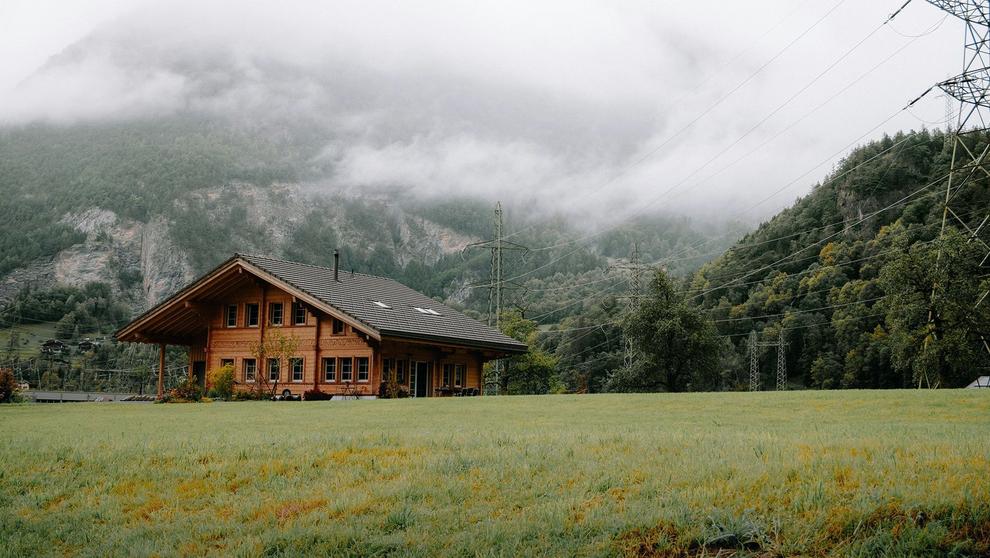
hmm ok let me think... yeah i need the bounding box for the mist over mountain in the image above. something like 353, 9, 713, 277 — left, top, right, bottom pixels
0, 0, 956, 218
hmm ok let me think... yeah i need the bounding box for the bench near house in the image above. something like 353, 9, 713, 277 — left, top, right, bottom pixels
115, 253, 527, 399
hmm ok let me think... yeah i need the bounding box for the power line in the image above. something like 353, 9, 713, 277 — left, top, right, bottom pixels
689, 170, 952, 301
465, 201, 528, 395
500, 0, 850, 244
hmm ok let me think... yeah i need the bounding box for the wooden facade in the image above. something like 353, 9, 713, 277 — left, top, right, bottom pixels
116, 254, 524, 398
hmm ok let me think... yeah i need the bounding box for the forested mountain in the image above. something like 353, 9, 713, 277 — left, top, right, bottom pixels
0, 116, 739, 387
2, 117, 985, 394
689, 129, 990, 389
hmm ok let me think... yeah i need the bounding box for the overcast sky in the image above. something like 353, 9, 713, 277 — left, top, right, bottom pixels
0, 0, 961, 222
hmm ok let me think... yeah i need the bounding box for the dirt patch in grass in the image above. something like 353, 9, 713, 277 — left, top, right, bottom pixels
273, 498, 327, 524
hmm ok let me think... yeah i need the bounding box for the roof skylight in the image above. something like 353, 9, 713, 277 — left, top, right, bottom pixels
414, 307, 441, 316
372, 300, 391, 309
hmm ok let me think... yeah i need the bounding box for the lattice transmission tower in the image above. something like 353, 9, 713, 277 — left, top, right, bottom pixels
467, 202, 528, 395
748, 329, 786, 392
921, 1, 990, 385
607, 243, 661, 367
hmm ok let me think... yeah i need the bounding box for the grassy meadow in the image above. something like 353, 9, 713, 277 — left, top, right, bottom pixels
1, 391, 988, 557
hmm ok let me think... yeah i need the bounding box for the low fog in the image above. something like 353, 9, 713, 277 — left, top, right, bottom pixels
0, 0, 959, 222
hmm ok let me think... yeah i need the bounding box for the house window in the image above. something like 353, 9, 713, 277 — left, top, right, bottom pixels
442, 363, 453, 387
455, 364, 465, 387
322, 358, 336, 382
357, 357, 369, 382
225, 305, 238, 328
268, 358, 280, 382
246, 303, 259, 327
220, 358, 234, 370
244, 358, 256, 383
269, 302, 283, 326
383, 358, 393, 382
293, 303, 307, 325
332, 318, 345, 335
396, 360, 407, 384
290, 357, 304, 382
340, 357, 353, 382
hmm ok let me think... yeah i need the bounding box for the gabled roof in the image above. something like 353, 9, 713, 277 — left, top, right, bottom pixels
117, 253, 527, 354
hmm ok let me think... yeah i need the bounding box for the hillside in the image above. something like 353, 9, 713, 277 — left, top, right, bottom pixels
693, 129, 990, 389
0, 117, 739, 382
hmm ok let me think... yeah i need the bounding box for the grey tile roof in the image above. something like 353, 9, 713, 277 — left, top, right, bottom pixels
239, 254, 527, 353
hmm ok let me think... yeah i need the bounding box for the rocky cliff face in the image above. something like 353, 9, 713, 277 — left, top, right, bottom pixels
0, 184, 479, 311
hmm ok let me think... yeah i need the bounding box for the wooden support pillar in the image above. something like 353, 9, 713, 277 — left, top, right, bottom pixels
371, 343, 381, 397
157, 343, 166, 399
313, 311, 321, 390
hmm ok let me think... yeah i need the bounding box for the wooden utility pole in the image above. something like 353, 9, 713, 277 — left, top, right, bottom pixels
157, 343, 166, 399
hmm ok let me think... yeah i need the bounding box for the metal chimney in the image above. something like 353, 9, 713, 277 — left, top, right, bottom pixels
333, 249, 340, 282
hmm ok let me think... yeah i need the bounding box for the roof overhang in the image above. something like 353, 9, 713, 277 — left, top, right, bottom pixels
116, 256, 381, 345
380, 329, 528, 355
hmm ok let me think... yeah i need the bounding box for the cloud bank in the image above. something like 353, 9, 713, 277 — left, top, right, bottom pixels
0, 0, 960, 221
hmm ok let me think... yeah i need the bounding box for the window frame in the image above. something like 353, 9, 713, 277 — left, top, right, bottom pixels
322, 357, 336, 383
396, 360, 407, 384
454, 364, 465, 387
225, 304, 238, 328
269, 302, 284, 327
442, 363, 453, 387
340, 357, 353, 382
243, 358, 257, 383
357, 357, 369, 383
293, 303, 307, 326
289, 357, 304, 383
268, 358, 280, 382
331, 318, 345, 335
383, 358, 393, 383
246, 303, 260, 327
220, 358, 235, 370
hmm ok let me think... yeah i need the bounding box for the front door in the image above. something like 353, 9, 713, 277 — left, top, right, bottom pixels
413, 361, 429, 398
193, 361, 206, 389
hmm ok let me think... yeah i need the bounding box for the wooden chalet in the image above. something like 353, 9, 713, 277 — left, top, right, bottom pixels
115, 253, 527, 399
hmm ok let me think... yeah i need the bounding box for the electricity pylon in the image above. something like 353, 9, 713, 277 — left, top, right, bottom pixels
467, 202, 528, 395
608, 243, 661, 367
921, 1, 990, 386
748, 329, 786, 392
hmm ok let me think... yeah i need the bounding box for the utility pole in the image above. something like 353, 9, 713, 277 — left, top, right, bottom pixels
749, 330, 786, 392
749, 331, 760, 392
776, 328, 787, 391
467, 202, 528, 395
920, 1, 990, 385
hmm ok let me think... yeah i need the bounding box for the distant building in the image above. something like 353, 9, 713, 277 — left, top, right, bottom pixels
966, 376, 990, 388
116, 253, 526, 399
40, 339, 66, 355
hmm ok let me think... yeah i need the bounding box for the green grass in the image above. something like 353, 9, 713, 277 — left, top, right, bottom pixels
0, 323, 59, 357
1, 391, 988, 557
0, 323, 103, 360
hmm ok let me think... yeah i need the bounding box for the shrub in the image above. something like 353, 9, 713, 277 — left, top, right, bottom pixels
207, 364, 235, 400
303, 388, 333, 401
232, 389, 266, 401
379, 376, 408, 399
169, 379, 203, 402
0, 369, 16, 403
